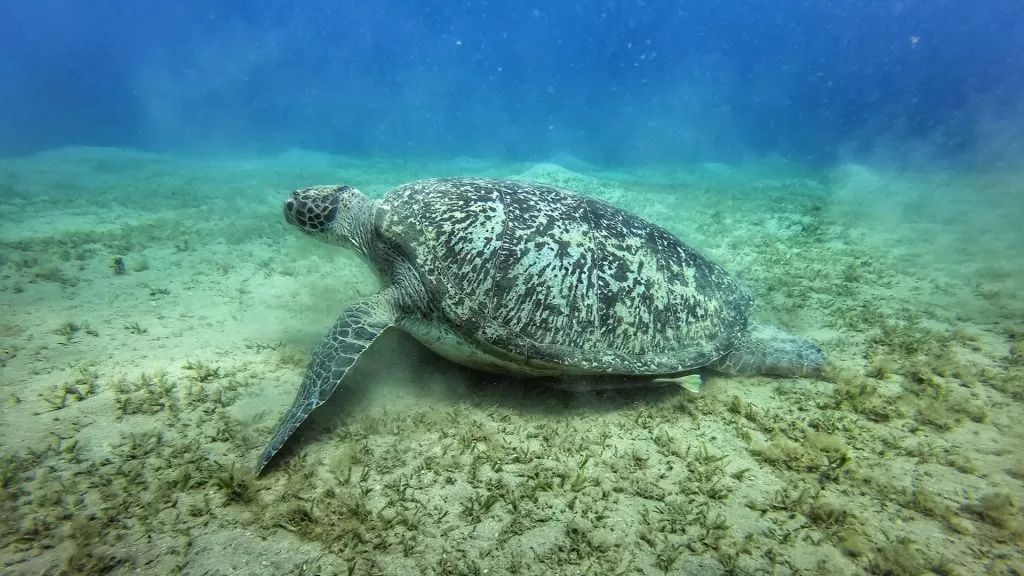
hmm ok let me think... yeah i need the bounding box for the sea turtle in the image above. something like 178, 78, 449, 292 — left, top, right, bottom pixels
255, 177, 823, 474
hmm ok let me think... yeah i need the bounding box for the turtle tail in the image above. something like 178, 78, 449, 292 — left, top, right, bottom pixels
709, 323, 824, 378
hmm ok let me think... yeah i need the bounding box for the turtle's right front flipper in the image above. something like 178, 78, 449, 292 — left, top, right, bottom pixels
255, 290, 396, 475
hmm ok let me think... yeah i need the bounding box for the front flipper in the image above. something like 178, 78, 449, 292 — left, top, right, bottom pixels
255, 290, 396, 474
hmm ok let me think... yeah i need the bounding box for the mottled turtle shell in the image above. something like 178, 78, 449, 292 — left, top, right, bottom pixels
375, 177, 753, 376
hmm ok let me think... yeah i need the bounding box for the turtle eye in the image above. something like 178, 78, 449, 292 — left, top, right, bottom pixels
324, 204, 338, 224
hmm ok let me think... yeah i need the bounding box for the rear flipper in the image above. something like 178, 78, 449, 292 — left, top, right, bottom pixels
709, 323, 824, 378
254, 291, 395, 475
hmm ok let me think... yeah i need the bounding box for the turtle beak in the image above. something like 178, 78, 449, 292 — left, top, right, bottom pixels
283, 197, 298, 226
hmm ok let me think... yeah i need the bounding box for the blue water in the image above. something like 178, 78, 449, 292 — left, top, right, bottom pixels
1, 0, 1021, 166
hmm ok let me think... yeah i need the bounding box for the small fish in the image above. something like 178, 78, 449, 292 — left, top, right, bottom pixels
549, 373, 704, 393
652, 374, 704, 393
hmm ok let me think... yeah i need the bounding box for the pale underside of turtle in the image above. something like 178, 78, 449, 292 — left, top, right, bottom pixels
254, 177, 824, 474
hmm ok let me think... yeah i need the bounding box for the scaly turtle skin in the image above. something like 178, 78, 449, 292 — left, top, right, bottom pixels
255, 177, 823, 474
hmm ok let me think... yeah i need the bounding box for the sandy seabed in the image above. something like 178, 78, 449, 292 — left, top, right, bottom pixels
0, 147, 1022, 575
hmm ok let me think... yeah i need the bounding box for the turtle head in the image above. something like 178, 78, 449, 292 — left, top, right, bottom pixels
283, 185, 375, 255
709, 323, 825, 379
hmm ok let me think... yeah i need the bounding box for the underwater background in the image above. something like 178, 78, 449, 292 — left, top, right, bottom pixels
0, 1, 1022, 575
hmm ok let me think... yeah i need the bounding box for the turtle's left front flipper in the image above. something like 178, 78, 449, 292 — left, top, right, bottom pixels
255, 289, 397, 474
